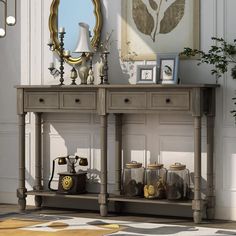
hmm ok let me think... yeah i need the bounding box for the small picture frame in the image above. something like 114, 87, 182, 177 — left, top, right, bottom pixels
156, 53, 179, 84
136, 65, 156, 84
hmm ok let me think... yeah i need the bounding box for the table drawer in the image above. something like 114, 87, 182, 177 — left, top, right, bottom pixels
24, 92, 59, 109
108, 92, 146, 110
148, 92, 190, 110
60, 92, 96, 110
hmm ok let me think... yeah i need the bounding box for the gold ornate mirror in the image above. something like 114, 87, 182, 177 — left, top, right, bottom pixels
49, 0, 102, 65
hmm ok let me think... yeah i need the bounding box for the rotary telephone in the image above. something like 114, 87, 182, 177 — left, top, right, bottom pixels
48, 155, 88, 194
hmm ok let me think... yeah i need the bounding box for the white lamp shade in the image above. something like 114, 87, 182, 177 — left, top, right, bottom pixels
74, 22, 93, 53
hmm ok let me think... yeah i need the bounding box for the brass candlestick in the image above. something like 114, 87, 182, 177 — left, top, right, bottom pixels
103, 51, 109, 84
99, 51, 109, 85
58, 31, 66, 85
48, 28, 70, 86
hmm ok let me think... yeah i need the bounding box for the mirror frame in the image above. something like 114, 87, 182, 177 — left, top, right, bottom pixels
49, 0, 103, 65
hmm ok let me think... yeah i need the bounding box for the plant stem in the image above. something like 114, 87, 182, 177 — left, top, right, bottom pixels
227, 55, 236, 63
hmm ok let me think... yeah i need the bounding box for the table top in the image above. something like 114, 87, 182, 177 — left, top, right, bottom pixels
15, 83, 219, 89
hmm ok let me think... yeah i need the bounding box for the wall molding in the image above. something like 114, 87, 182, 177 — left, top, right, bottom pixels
223, 137, 236, 192
21, 0, 31, 85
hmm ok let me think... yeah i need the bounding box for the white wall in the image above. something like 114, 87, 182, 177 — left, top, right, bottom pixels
0, 2, 21, 203
0, 0, 236, 220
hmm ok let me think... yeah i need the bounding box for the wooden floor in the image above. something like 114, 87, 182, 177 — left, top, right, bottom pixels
0, 204, 236, 230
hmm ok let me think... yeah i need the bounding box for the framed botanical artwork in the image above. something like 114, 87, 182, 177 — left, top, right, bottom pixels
156, 53, 179, 84
136, 65, 156, 84
121, 0, 200, 61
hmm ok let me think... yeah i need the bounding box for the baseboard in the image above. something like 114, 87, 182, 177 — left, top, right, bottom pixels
0, 192, 18, 204
215, 206, 236, 221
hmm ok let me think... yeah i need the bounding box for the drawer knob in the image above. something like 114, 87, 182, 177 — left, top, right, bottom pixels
39, 98, 44, 103
124, 98, 130, 103
166, 98, 171, 103
75, 98, 80, 103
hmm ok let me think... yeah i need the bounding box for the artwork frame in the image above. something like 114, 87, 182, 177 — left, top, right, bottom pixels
121, 0, 200, 61
156, 53, 179, 84
136, 65, 156, 84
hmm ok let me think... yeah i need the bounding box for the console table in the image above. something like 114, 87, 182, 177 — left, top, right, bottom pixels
16, 84, 218, 223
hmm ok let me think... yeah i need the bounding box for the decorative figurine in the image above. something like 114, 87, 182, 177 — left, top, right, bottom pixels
87, 68, 94, 85
70, 67, 78, 85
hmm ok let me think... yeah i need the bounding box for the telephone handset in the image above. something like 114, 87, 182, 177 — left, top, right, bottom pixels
48, 155, 88, 194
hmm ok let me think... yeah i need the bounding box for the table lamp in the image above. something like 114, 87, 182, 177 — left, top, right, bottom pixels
74, 22, 94, 85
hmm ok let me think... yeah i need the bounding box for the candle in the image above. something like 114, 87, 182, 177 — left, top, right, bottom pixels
6, 16, 16, 26
64, 50, 70, 57
49, 62, 54, 69
59, 27, 65, 33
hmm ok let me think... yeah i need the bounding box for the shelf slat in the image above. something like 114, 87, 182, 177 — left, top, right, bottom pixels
108, 195, 192, 206
26, 191, 98, 200
27, 191, 196, 207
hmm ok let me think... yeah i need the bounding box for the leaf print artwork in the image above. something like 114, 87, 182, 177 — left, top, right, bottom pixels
132, 0, 186, 42
132, 0, 154, 37
149, 0, 158, 10
160, 0, 185, 34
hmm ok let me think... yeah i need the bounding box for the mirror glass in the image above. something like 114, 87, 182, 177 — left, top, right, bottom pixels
49, 0, 102, 64
58, 0, 96, 58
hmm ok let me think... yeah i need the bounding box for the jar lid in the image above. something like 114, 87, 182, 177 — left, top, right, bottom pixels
125, 161, 142, 168
147, 163, 163, 170
169, 162, 186, 170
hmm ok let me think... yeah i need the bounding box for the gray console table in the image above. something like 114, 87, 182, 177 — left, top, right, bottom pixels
16, 84, 217, 223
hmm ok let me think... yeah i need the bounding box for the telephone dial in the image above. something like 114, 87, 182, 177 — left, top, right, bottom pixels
48, 155, 88, 194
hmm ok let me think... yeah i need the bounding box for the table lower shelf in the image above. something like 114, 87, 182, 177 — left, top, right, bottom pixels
26, 191, 98, 200
109, 195, 192, 206
26, 190, 193, 207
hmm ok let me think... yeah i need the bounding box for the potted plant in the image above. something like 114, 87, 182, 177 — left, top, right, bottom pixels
181, 37, 236, 122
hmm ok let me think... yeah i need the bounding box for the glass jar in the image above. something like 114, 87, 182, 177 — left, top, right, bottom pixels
122, 161, 144, 197
144, 163, 167, 199
166, 163, 190, 200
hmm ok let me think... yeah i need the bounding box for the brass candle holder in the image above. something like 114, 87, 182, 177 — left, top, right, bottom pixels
48, 28, 70, 86
99, 51, 109, 85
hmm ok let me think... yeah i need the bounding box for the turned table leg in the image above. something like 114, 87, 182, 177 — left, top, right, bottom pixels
17, 113, 27, 211
99, 114, 108, 216
206, 115, 215, 219
114, 114, 123, 213
193, 116, 202, 223
115, 114, 122, 195
34, 112, 43, 208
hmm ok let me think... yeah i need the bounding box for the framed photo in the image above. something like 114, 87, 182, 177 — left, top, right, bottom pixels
157, 53, 179, 84
121, 0, 199, 61
136, 65, 156, 84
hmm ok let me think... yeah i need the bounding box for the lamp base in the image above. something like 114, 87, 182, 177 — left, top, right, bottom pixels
78, 54, 89, 85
